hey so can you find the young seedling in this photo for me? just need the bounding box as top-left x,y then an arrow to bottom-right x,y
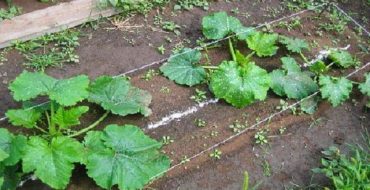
160,86 -> 171,94
141,69 -> 159,81
254,130 -> 268,145
229,120 -> 248,133
157,44 -> 166,55
190,88 -> 207,103
194,118 -> 206,128
162,136 -> 174,145
209,149 -> 222,160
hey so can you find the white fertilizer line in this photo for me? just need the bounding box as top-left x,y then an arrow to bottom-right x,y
146,99 -> 218,130
148,61 -> 370,183
332,3 -> 370,37
305,45 -> 350,67
0,4 -> 325,123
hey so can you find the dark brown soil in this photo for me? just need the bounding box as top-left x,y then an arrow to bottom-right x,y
0,0 -> 369,190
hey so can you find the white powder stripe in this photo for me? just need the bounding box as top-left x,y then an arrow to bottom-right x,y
146,99 -> 218,130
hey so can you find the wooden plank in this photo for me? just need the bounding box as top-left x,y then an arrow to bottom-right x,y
0,0 -> 119,49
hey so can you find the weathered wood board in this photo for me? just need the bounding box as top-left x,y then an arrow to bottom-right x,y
0,0 -> 119,48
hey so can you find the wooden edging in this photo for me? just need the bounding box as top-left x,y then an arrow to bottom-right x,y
0,0 -> 119,49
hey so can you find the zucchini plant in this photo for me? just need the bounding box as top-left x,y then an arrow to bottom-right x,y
0,71 -> 170,190
161,12 -> 272,108
160,11 -> 370,112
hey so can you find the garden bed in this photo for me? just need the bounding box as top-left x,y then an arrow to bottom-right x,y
0,0 -> 369,189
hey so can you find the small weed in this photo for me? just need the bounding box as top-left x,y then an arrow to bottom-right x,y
255,130 -> 268,145
276,99 -> 297,115
24,53 -> 62,71
0,6 -> 21,21
194,118 -> 206,128
229,120 -> 248,133
279,127 -> 287,134
180,155 -> 190,164
174,0 -> 209,11
162,136 -> 174,145
190,88 -> 207,103
162,21 -> 181,35
141,69 -> 159,81
209,149 -> 222,160
210,130 -> 219,137
157,45 -> 166,55
12,29 -> 80,71
160,86 -> 171,94
261,160 -> 272,177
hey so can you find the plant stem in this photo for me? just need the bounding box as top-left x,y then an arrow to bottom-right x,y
34,126 -> 48,134
49,102 -> 56,135
68,111 -> 110,138
299,52 -> 309,64
203,46 -> 211,65
202,65 -> 219,69
228,38 -> 236,62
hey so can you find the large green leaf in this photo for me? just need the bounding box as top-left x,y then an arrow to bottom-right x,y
279,36 -> 309,53
22,136 -> 84,189
328,50 -> 356,68
5,108 -> 41,129
210,61 -> 270,108
202,11 -> 255,40
270,57 -> 318,99
246,31 -> 279,57
160,48 -> 206,86
9,71 -> 89,106
0,128 -> 26,166
88,76 -> 152,116
48,75 -> 90,106
84,124 -> 170,190
52,106 -> 89,129
319,76 -> 353,107
8,71 -> 56,102
359,73 -> 370,96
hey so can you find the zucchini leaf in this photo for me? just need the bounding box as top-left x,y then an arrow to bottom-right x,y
5,108 -> 41,129
52,106 -> 89,129
160,48 -> 206,86
359,73 -> 370,96
319,75 -> 353,107
279,36 -> 309,53
0,128 -> 26,166
270,57 -> 318,99
246,31 -> 279,57
84,124 -> 170,190
210,61 -> 270,108
328,50 -> 356,68
202,11 -> 255,40
9,71 -> 89,106
88,76 -> 152,116
22,136 -> 84,189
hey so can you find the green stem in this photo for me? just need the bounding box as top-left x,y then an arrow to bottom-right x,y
202,65 -> 219,69
68,111 -> 110,138
299,52 -> 309,64
35,126 -> 48,134
203,46 -> 211,65
228,38 -> 236,62
49,102 -> 56,135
